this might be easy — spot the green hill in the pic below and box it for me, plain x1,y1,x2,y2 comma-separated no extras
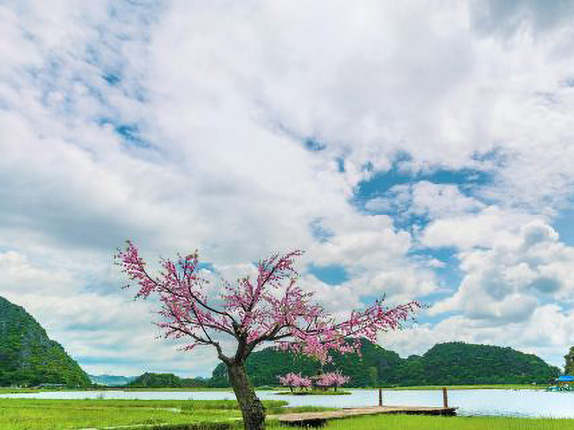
396,342,560,385
127,372,208,388
209,340,560,387
0,296,90,387
89,374,136,386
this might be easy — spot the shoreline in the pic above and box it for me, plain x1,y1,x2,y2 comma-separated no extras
0,383,548,395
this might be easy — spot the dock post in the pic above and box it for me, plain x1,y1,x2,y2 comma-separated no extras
378,388,383,406
442,387,448,408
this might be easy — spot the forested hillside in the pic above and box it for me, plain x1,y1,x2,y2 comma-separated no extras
0,296,90,387
210,340,560,387
395,342,559,385
210,339,402,387
127,372,208,388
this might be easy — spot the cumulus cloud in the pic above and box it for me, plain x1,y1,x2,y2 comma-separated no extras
431,221,574,324
381,304,574,367
1,0,574,375
420,206,536,250
366,181,485,222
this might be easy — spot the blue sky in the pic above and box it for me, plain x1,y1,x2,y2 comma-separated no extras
1,0,574,377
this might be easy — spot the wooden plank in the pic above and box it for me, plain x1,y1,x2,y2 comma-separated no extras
272,405,458,426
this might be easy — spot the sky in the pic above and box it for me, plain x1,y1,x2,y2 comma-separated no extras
1,0,574,377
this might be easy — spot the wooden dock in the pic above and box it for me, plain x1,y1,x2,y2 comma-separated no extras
273,405,457,427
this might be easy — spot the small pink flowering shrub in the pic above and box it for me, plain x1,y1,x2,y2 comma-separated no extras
315,371,351,391
278,372,312,392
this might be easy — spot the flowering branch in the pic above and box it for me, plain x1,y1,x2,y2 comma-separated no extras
116,242,420,364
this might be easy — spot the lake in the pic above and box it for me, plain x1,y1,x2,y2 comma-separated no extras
2,389,573,418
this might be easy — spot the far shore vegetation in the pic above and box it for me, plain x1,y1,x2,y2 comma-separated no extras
0,383,550,395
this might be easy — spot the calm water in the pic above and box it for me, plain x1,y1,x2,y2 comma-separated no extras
2,389,573,418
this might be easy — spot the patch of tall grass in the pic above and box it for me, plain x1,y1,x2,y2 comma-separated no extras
0,398,332,430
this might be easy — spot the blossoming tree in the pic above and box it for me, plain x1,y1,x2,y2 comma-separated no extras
116,243,420,430
315,371,350,391
278,372,312,392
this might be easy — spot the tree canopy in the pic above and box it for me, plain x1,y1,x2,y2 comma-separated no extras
116,244,419,430
565,347,574,375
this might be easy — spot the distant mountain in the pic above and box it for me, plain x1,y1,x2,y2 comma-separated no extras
397,342,560,385
0,296,91,387
210,340,560,387
89,374,136,386
127,372,208,388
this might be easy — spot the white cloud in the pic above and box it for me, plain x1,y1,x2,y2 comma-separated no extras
0,251,76,295
431,221,574,322
2,0,574,375
381,304,574,368
420,206,536,250
366,182,485,221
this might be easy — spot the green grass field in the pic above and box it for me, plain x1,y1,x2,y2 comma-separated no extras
0,387,42,394
1,398,572,430
272,415,574,430
0,399,239,430
0,398,333,430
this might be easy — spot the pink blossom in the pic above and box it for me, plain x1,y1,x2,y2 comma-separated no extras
115,243,420,363
315,371,350,388
279,373,312,390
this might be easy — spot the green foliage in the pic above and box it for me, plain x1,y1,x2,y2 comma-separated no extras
0,296,90,388
398,342,560,385
564,346,574,375
128,372,208,388
210,340,560,387
210,339,402,387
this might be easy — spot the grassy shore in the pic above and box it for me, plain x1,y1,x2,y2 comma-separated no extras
383,384,547,391
0,388,41,394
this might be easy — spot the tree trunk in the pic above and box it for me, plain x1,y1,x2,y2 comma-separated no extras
227,362,266,430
